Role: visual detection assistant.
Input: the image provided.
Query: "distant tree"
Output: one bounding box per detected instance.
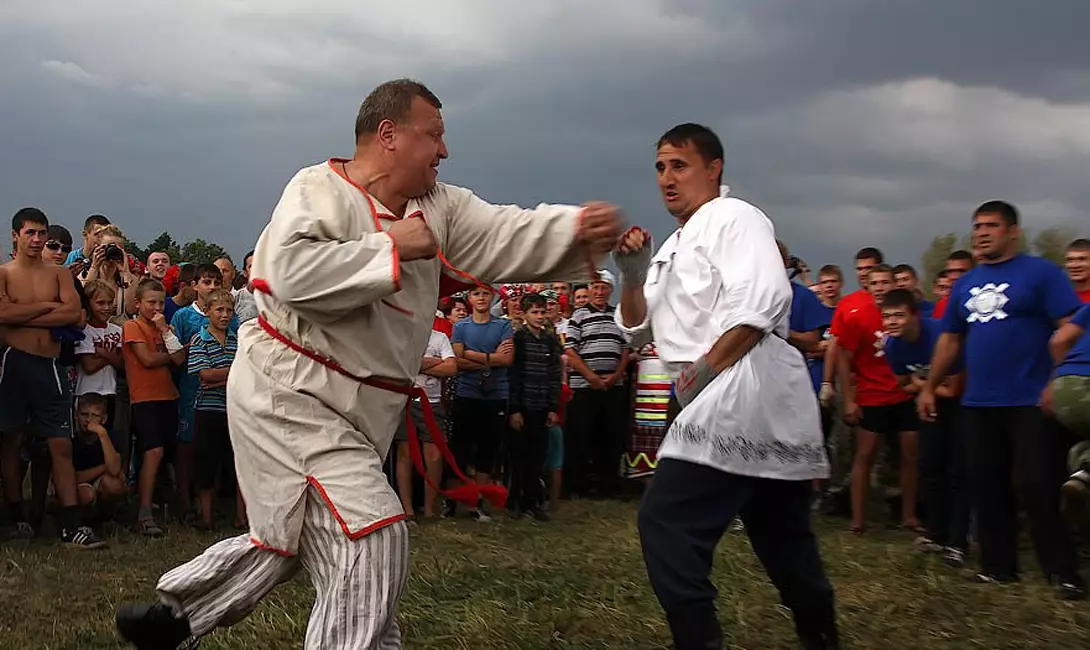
[123,241,146,261]
[181,239,230,266]
[145,231,183,263]
[920,233,957,289]
[1032,227,1078,266]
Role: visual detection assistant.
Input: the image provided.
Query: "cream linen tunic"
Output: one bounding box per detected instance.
[235,160,598,554]
[615,194,829,481]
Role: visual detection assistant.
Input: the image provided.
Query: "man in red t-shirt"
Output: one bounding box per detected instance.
[931,250,975,318]
[1065,239,1090,303]
[834,264,919,533]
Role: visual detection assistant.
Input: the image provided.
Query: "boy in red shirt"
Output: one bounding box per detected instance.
[834,264,919,533]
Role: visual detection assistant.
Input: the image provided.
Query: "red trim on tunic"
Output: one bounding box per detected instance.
[306,476,408,540]
[250,537,295,557]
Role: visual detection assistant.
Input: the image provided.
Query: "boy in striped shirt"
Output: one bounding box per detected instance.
[186,289,244,530]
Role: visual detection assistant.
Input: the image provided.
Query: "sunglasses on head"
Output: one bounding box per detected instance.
[46,240,72,254]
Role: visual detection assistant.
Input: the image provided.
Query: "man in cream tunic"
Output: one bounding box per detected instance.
[615,124,838,650]
[116,79,621,650]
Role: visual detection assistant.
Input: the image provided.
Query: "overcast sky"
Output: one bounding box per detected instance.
[3,1,1089,286]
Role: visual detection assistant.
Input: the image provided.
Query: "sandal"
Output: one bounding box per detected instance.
[137,517,164,538]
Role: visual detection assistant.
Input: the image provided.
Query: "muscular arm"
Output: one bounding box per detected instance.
[705,325,765,373]
[20,268,82,327]
[923,333,964,392]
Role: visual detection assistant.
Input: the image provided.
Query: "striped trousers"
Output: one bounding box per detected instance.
[157,486,409,649]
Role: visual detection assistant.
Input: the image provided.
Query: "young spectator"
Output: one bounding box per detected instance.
[811,265,843,498]
[187,289,245,530]
[75,280,125,460]
[550,281,572,300]
[1047,303,1090,519]
[571,283,590,313]
[73,393,128,512]
[892,263,934,317]
[65,214,110,266]
[0,207,105,549]
[44,224,74,266]
[921,200,1084,598]
[835,264,919,533]
[451,285,515,521]
[565,270,630,498]
[394,325,456,521]
[233,251,259,324]
[171,264,241,523]
[540,289,568,342]
[163,264,197,324]
[1065,239,1090,302]
[820,246,884,395]
[146,251,171,282]
[881,289,967,566]
[82,225,138,318]
[932,270,952,301]
[123,278,186,537]
[508,294,563,520]
[930,250,975,318]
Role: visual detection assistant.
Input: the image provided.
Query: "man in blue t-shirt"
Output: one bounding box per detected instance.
[920,200,1084,598]
[1045,303,1090,520]
[882,289,968,566]
[450,285,514,521]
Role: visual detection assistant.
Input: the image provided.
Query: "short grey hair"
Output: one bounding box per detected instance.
[354,79,442,140]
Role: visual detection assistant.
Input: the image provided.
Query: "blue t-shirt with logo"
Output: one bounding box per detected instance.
[1056,304,1090,378]
[452,317,514,400]
[942,254,1081,407]
[789,282,832,393]
[884,318,961,378]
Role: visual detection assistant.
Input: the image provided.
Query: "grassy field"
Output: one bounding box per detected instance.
[1,499,1088,649]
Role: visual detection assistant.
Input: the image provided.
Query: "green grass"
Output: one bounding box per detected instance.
[2,500,1088,649]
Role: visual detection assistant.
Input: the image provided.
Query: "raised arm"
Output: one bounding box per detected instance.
[254,169,402,324]
[439,185,615,286]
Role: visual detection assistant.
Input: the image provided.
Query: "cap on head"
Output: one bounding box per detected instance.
[594,269,615,286]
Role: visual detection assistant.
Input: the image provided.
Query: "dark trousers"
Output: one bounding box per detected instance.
[564,385,626,496]
[639,458,837,649]
[507,410,549,512]
[965,406,1078,579]
[919,398,969,550]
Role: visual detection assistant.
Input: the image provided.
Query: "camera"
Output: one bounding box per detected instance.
[104,244,124,263]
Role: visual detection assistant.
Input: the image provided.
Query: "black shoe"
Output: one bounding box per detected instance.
[527,508,551,522]
[61,526,106,550]
[665,605,722,650]
[799,630,840,650]
[116,602,194,649]
[1051,574,1087,601]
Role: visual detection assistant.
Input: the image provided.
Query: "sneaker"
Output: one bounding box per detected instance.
[730,518,745,533]
[942,546,966,568]
[913,536,944,554]
[470,509,492,523]
[61,526,106,550]
[137,517,165,538]
[1051,574,1087,601]
[2,521,34,541]
[116,602,195,649]
[527,508,551,523]
[1061,470,1090,523]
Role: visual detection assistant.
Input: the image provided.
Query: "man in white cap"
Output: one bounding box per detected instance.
[563,267,631,498]
[115,78,622,650]
[614,123,837,649]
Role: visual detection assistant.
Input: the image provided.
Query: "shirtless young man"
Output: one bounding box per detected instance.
[0,208,106,549]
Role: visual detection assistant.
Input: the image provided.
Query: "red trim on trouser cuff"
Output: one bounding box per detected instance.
[250,537,295,557]
[306,476,408,540]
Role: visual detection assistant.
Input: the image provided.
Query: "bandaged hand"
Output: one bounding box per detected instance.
[675,356,718,408]
[611,227,653,290]
[819,382,835,407]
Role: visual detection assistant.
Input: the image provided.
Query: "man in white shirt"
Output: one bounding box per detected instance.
[615,124,837,650]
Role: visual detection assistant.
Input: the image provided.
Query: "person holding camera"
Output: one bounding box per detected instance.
[82,225,137,319]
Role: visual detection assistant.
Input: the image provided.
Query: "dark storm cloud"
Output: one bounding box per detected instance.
[1,0,1088,282]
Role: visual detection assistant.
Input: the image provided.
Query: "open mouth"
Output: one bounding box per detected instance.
[663,189,679,201]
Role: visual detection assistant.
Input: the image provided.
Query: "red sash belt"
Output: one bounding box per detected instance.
[255,313,507,510]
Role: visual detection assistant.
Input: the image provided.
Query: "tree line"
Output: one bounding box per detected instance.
[123,231,233,267]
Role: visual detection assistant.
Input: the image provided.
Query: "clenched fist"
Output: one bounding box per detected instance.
[387,216,438,261]
[612,226,653,290]
[576,202,623,255]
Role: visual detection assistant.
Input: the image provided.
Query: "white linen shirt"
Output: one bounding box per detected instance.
[616,194,828,481]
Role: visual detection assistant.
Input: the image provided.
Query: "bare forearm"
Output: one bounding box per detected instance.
[456,358,484,371]
[619,286,647,329]
[0,302,58,324]
[79,356,110,374]
[837,348,854,402]
[22,305,82,328]
[924,334,962,391]
[199,368,230,384]
[75,466,106,484]
[822,338,839,384]
[98,434,122,477]
[788,330,820,353]
[705,325,763,373]
[565,349,598,380]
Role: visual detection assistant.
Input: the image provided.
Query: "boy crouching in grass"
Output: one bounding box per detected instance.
[73,393,128,514]
[187,288,245,530]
